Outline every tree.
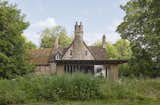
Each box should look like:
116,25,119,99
117,0,160,77
95,39,131,59
114,39,132,77
22,35,36,50
94,41,118,59
0,1,33,79
25,41,36,50
106,42,119,59
114,39,132,59
40,26,72,48
95,39,132,77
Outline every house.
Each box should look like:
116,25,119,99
29,22,127,80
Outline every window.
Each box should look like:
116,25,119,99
85,50,88,56
70,50,72,55
55,55,60,60
96,68,102,73
55,53,61,60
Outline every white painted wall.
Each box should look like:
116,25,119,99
94,65,106,77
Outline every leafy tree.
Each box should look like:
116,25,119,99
0,1,33,79
95,39,132,77
117,0,160,77
22,35,36,50
114,39,132,77
95,39,131,59
106,42,119,59
94,41,118,59
40,26,72,48
114,39,132,59
25,41,36,50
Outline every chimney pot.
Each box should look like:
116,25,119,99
74,21,83,41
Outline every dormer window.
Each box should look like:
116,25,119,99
70,50,72,56
55,53,61,60
55,54,60,60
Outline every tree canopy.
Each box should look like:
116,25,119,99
117,0,160,77
95,39,132,59
0,1,34,79
22,35,37,50
40,26,72,48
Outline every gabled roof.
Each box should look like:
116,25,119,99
29,46,108,65
88,46,108,60
62,40,96,60
29,48,52,65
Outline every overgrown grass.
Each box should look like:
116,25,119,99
0,73,102,105
23,99,160,105
0,73,160,105
100,77,160,101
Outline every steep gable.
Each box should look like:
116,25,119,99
62,41,95,60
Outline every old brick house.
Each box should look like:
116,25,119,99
30,22,127,80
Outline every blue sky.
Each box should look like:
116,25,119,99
8,0,129,46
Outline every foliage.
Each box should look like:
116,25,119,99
114,39,132,59
0,74,102,104
22,35,36,50
0,74,160,105
105,42,119,59
95,39,132,76
25,41,36,50
23,99,160,105
0,79,26,105
117,0,160,77
40,26,72,48
0,0,34,79
95,39,132,59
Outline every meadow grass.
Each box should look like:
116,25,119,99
0,73,160,105
23,100,160,105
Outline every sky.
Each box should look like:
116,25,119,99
8,0,129,46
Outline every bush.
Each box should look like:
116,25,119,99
0,74,160,105
26,73,102,101
0,79,27,105
0,73,102,104
100,78,160,100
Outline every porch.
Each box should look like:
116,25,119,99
55,60,127,80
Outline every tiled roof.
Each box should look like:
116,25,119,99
29,46,107,65
29,48,52,65
29,47,67,65
88,46,108,60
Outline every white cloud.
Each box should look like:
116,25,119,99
33,17,56,29
23,17,57,46
23,17,122,47
24,31,40,46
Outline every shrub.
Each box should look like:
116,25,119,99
26,73,102,101
0,74,160,105
0,79,27,105
0,73,102,104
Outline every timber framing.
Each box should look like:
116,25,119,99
55,60,128,65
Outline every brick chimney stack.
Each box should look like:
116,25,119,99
72,21,84,60
102,34,106,48
74,21,83,41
